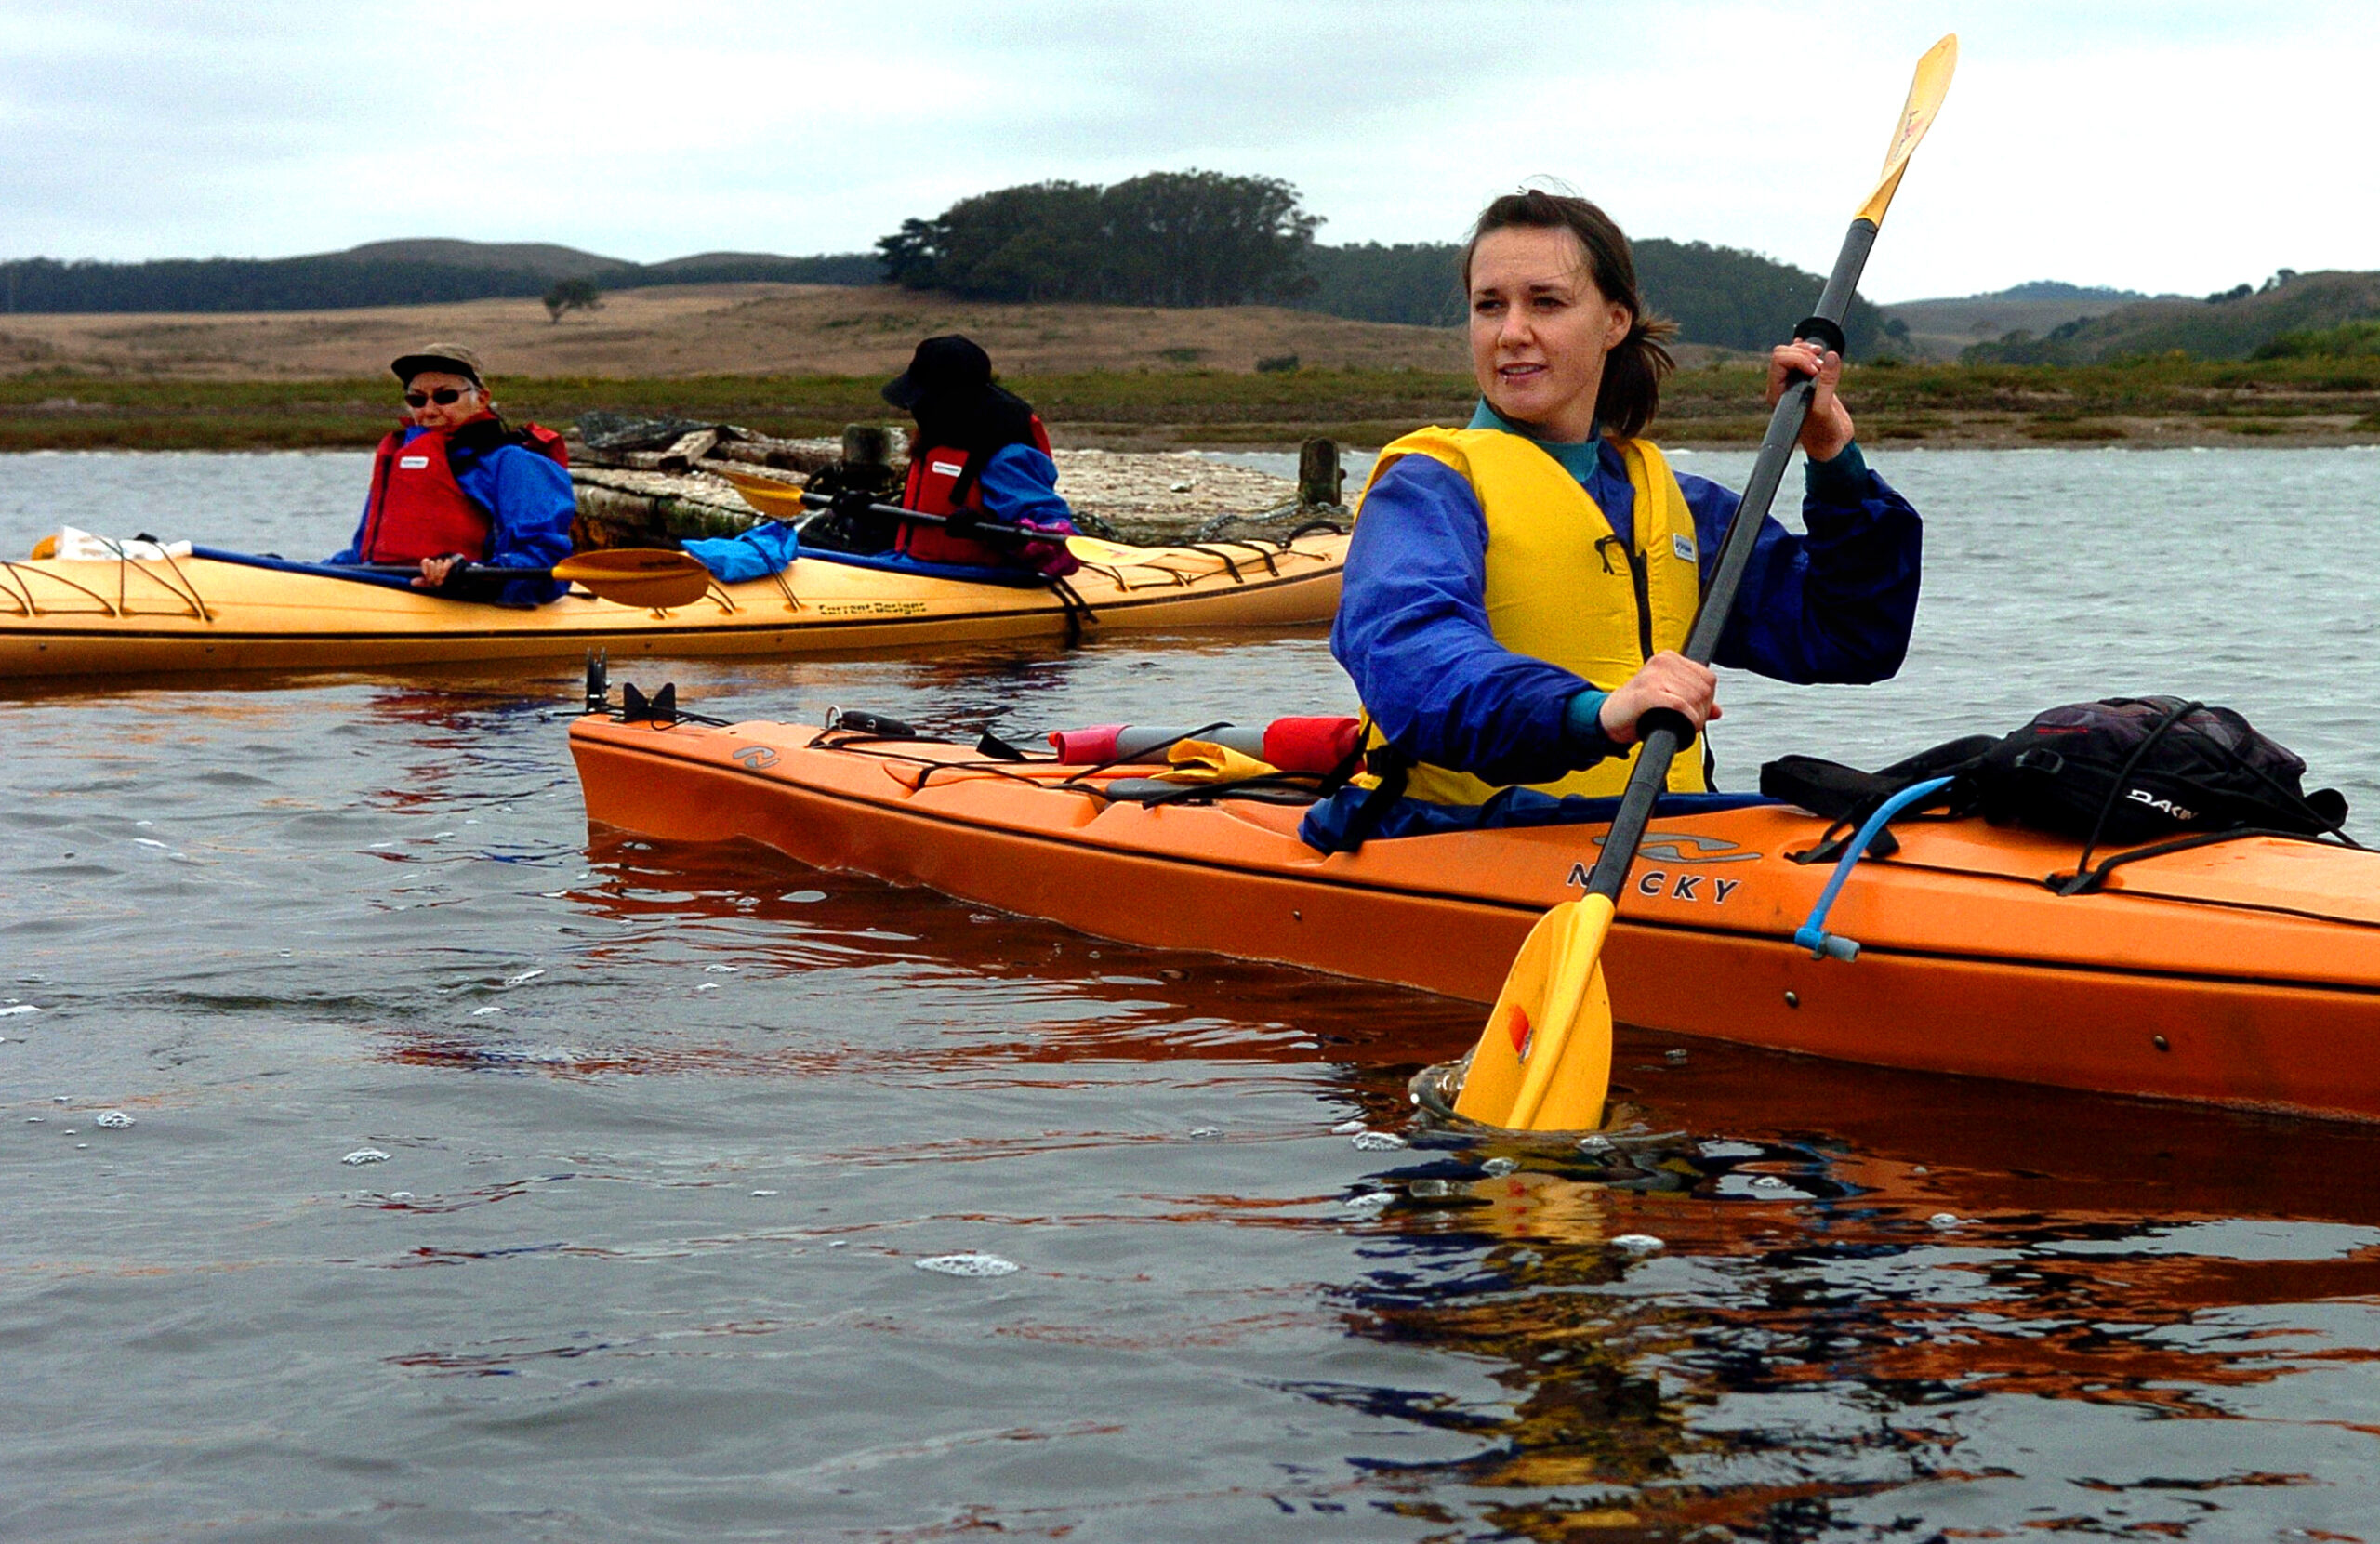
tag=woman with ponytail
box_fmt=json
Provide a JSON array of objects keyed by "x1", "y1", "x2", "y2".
[{"x1": 1315, "y1": 190, "x2": 1923, "y2": 844}]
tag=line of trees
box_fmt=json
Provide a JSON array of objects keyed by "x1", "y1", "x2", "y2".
[
  {"x1": 1292, "y1": 237, "x2": 1888, "y2": 356},
  {"x1": 879, "y1": 176, "x2": 1884, "y2": 354},
  {"x1": 1632, "y1": 239, "x2": 1889, "y2": 356},
  {"x1": 878, "y1": 171, "x2": 1320, "y2": 306},
  {"x1": 0, "y1": 252, "x2": 879, "y2": 315}
]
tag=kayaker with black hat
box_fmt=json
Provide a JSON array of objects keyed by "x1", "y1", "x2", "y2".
[
  {"x1": 823, "y1": 334, "x2": 1077, "y2": 575},
  {"x1": 330, "y1": 343, "x2": 576, "y2": 604},
  {"x1": 1318, "y1": 189, "x2": 1924, "y2": 846}
]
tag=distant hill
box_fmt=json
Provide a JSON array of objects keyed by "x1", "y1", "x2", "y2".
[
  {"x1": 1296, "y1": 237, "x2": 1889, "y2": 355},
  {"x1": 1880, "y1": 281, "x2": 2169, "y2": 361},
  {"x1": 1994, "y1": 281, "x2": 2149, "y2": 303},
  {"x1": 329, "y1": 239, "x2": 631, "y2": 278},
  {"x1": 1964, "y1": 271, "x2": 2380, "y2": 363},
  {"x1": 0, "y1": 239, "x2": 880, "y2": 314}
]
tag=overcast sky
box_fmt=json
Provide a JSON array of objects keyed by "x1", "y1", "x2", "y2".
[{"x1": 3, "y1": 1, "x2": 2372, "y2": 302}]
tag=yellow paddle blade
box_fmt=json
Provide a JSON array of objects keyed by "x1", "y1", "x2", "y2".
[
  {"x1": 1453, "y1": 895, "x2": 1616, "y2": 1132},
  {"x1": 717, "y1": 468, "x2": 812, "y2": 521},
  {"x1": 552, "y1": 548, "x2": 714, "y2": 609},
  {"x1": 1855, "y1": 34, "x2": 1958, "y2": 227}
]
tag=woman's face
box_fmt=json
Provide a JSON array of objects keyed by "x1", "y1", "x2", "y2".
[
  {"x1": 1467, "y1": 224, "x2": 1633, "y2": 443},
  {"x1": 403, "y1": 370, "x2": 489, "y2": 432}
]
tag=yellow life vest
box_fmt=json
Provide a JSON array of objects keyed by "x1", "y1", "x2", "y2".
[{"x1": 1353, "y1": 424, "x2": 1710, "y2": 804}]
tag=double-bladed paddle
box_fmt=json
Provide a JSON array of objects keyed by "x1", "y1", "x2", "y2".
[
  {"x1": 1452, "y1": 33, "x2": 1959, "y2": 1132},
  {"x1": 795, "y1": 489, "x2": 1058, "y2": 545}
]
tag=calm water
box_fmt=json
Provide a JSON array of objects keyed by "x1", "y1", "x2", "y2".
[{"x1": 5, "y1": 447, "x2": 2380, "y2": 1541}]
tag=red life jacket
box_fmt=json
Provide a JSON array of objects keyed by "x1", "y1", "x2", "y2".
[
  {"x1": 895, "y1": 416, "x2": 1055, "y2": 566},
  {"x1": 356, "y1": 416, "x2": 570, "y2": 564}
]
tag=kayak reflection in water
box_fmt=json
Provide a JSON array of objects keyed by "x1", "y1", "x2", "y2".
[
  {"x1": 1315, "y1": 190, "x2": 1924, "y2": 849},
  {"x1": 328, "y1": 342, "x2": 577, "y2": 605},
  {"x1": 802, "y1": 334, "x2": 1080, "y2": 578}
]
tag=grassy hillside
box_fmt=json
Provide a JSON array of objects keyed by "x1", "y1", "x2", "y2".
[
  {"x1": 0, "y1": 282, "x2": 1472, "y2": 381},
  {"x1": 1880, "y1": 284, "x2": 2154, "y2": 361},
  {"x1": 1966, "y1": 271, "x2": 2380, "y2": 363}
]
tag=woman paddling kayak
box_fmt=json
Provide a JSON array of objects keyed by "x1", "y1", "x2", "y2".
[{"x1": 1317, "y1": 190, "x2": 1923, "y2": 847}]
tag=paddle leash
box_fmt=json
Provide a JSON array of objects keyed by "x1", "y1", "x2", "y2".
[{"x1": 1453, "y1": 34, "x2": 1959, "y2": 1132}]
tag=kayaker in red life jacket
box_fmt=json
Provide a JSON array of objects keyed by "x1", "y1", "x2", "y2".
[
  {"x1": 1316, "y1": 189, "x2": 1923, "y2": 847},
  {"x1": 844, "y1": 334, "x2": 1078, "y2": 576},
  {"x1": 329, "y1": 343, "x2": 576, "y2": 604}
]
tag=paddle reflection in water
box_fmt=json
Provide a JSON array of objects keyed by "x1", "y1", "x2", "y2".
[
  {"x1": 1317, "y1": 1062, "x2": 2380, "y2": 1537},
  {"x1": 378, "y1": 830, "x2": 2380, "y2": 1539}
]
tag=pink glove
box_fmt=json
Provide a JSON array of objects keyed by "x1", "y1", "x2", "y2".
[{"x1": 1013, "y1": 518, "x2": 1080, "y2": 578}]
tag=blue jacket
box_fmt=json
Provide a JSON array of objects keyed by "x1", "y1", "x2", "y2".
[
  {"x1": 972, "y1": 443, "x2": 1074, "y2": 529},
  {"x1": 332, "y1": 428, "x2": 576, "y2": 605},
  {"x1": 1332, "y1": 406, "x2": 1922, "y2": 791}
]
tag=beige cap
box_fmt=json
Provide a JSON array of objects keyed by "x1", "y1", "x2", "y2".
[{"x1": 390, "y1": 343, "x2": 485, "y2": 387}]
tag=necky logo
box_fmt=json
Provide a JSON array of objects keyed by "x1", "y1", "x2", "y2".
[
  {"x1": 1567, "y1": 832, "x2": 1760, "y2": 906},
  {"x1": 730, "y1": 746, "x2": 780, "y2": 770},
  {"x1": 1589, "y1": 831, "x2": 1759, "y2": 864},
  {"x1": 2126, "y1": 787, "x2": 2195, "y2": 821}
]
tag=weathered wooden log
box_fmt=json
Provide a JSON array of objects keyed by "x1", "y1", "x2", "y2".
[
  {"x1": 602, "y1": 429, "x2": 720, "y2": 473},
  {"x1": 705, "y1": 439, "x2": 839, "y2": 474},
  {"x1": 569, "y1": 468, "x2": 760, "y2": 549},
  {"x1": 693, "y1": 456, "x2": 804, "y2": 485}
]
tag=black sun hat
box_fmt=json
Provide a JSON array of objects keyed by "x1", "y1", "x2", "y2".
[{"x1": 881, "y1": 334, "x2": 992, "y2": 410}]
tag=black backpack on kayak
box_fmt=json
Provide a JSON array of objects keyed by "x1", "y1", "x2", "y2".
[{"x1": 1761, "y1": 696, "x2": 2354, "y2": 889}]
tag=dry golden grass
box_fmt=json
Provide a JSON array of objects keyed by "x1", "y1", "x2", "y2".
[{"x1": 0, "y1": 283, "x2": 1471, "y2": 381}]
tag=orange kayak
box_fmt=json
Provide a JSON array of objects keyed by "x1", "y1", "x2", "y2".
[
  {"x1": 569, "y1": 713, "x2": 2380, "y2": 1123},
  {"x1": 0, "y1": 531, "x2": 1344, "y2": 678}
]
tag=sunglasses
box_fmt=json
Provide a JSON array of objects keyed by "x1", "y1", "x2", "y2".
[{"x1": 403, "y1": 387, "x2": 474, "y2": 407}]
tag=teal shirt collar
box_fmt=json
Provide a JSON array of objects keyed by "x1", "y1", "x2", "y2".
[{"x1": 1465, "y1": 399, "x2": 1607, "y2": 484}]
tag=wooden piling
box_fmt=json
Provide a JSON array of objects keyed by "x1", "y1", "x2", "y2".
[{"x1": 1298, "y1": 437, "x2": 1344, "y2": 508}]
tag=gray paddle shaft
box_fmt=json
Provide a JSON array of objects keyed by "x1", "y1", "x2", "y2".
[{"x1": 1579, "y1": 217, "x2": 1881, "y2": 903}]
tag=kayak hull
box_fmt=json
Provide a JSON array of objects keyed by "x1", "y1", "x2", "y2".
[
  {"x1": 569, "y1": 716, "x2": 2380, "y2": 1123},
  {"x1": 0, "y1": 532, "x2": 1344, "y2": 678}
]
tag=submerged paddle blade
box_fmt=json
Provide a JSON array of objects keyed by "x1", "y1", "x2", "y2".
[
  {"x1": 1454, "y1": 896, "x2": 1616, "y2": 1132},
  {"x1": 554, "y1": 548, "x2": 713, "y2": 609},
  {"x1": 1855, "y1": 34, "x2": 1958, "y2": 227}
]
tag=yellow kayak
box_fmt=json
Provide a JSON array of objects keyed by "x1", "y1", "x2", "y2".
[{"x1": 0, "y1": 530, "x2": 1346, "y2": 679}]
